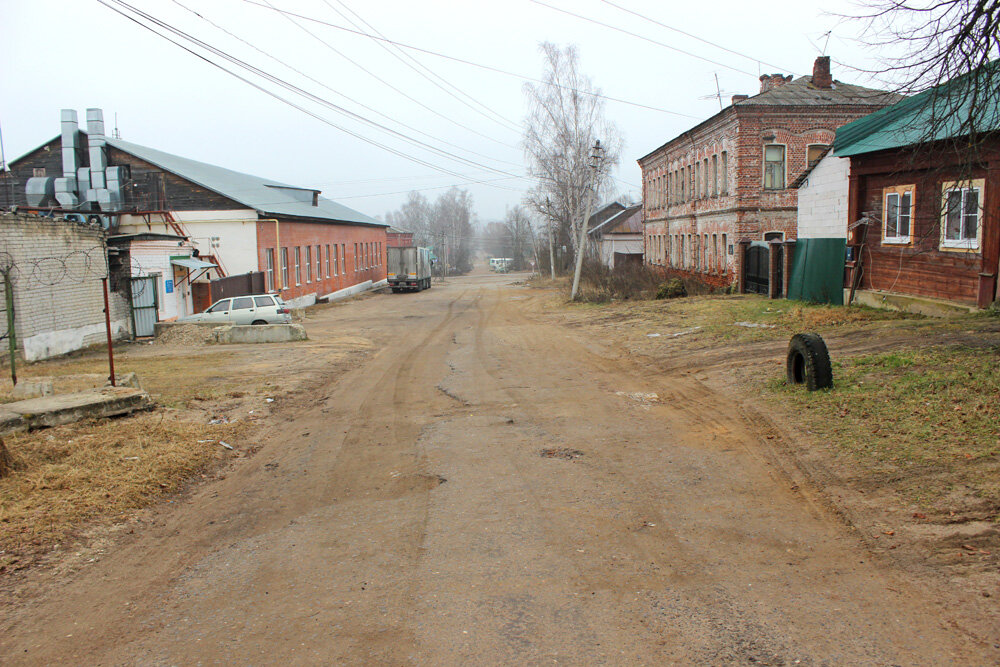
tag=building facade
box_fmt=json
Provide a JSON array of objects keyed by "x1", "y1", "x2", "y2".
[
  {"x1": 639, "y1": 57, "x2": 897, "y2": 293},
  {"x1": 1, "y1": 108, "x2": 387, "y2": 313},
  {"x1": 832, "y1": 63, "x2": 1000, "y2": 311}
]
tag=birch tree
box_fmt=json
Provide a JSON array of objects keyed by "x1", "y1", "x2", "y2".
[{"x1": 522, "y1": 43, "x2": 622, "y2": 270}]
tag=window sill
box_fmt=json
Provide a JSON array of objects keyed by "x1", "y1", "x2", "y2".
[
  {"x1": 939, "y1": 241, "x2": 979, "y2": 252},
  {"x1": 882, "y1": 238, "x2": 911, "y2": 246}
]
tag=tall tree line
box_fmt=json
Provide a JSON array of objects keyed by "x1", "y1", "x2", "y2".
[{"x1": 383, "y1": 187, "x2": 478, "y2": 275}]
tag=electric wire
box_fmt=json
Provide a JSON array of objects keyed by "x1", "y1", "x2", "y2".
[
  {"x1": 258, "y1": 0, "x2": 517, "y2": 146},
  {"x1": 596, "y1": 0, "x2": 796, "y2": 74},
  {"x1": 321, "y1": 0, "x2": 523, "y2": 133},
  {"x1": 238, "y1": 0, "x2": 700, "y2": 119},
  {"x1": 527, "y1": 0, "x2": 759, "y2": 77},
  {"x1": 169, "y1": 0, "x2": 524, "y2": 169},
  {"x1": 104, "y1": 0, "x2": 526, "y2": 184},
  {"x1": 95, "y1": 0, "x2": 491, "y2": 182}
]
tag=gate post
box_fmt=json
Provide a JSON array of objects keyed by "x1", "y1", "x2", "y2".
[
  {"x1": 768, "y1": 241, "x2": 781, "y2": 299},
  {"x1": 783, "y1": 240, "x2": 796, "y2": 299},
  {"x1": 736, "y1": 240, "x2": 751, "y2": 293}
]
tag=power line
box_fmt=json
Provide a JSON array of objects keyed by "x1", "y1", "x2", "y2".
[
  {"x1": 527, "y1": 0, "x2": 759, "y2": 77},
  {"x1": 257, "y1": 0, "x2": 517, "y2": 146},
  {"x1": 94, "y1": 0, "x2": 484, "y2": 182},
  {"x1": 104, "y1": 0, "x2": 525, "y2": 183},
  {"x1": 596, "y1": 0, "x2": 796, "y2": 74},
  {"x1": 321, "y1": 0, "x2": 522, "y2": 133},
  {"x1": 238, "y1": 0, "x2": 700, "y2": 119},
  {"x1": 169, "y1": 0, "x2": 524, "y2": 169}
]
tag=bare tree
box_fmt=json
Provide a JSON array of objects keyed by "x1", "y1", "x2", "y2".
[
  {"x1": 852, "y1": 1, "x2": 1000, "y2": 159},
  {"x1": 522, "y1": 43, "x2": 623, "y2": 272},
  {"x1": 432, "y1": 187, "x2": 477, "y2": 275}
]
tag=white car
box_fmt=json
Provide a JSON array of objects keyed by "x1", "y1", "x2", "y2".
[{"x1": 180, "y1": 294, "x2": 292, "y2": 325}]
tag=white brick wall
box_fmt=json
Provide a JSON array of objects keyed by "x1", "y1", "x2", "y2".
[
  {"x1": 797, "y1": 155, "x2": 849, "y2": 239},
  {"x1": 0, "y1": 213, "x2": 130, "y2": 361}
]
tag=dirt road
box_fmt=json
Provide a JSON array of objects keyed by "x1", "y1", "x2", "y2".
[{"x1": 0, "y1": 273, "x2": 991, "y2": 664}]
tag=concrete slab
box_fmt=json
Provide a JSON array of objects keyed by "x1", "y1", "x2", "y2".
[
  {"x1": 12, "y1": 379, "x2": 54, "y2": 399},
  {"x1": 849, "y1": 289, "x2": 977, "y2": 317},
  {"x1": 0, "y1": 387, "x2": 154, "y2": 435},
  {"x1": 210, "y1": 324, "x2": 307, "y2": 345}
]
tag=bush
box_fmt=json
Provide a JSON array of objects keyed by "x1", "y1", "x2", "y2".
[
  {"x1": 576, "y1": 258, "x2": 661, "y2": 302},
  {"x1": 655, "y1": 278, "x2": 687, "y2": 300}
]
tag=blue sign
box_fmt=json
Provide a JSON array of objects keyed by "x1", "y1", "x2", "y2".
[{"x1": 165, "y1": 279, "x2": 174, "y2": 294}]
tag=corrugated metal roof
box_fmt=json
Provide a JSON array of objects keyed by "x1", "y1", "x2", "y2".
[
  {"x1": 834, "y1": 61, "x2": 1000, "y2": 157},
  {"x1": 588, "y1": 204, "x2": 642, "y2": 236},
  {"x1": 105, "y1": 137, "x2": 385, "y2": 227}
]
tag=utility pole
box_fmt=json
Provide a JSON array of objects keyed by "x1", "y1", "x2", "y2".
[{"x1": 571, "y1": 140, "x2": 604, "y2": 300}]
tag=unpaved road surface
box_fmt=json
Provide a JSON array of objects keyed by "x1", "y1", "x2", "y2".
[{"x1": 0, "y1": 273, "x2": 992, "y2": 664}]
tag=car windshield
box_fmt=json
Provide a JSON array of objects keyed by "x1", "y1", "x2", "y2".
[{"x1": 206, "y1": 299, "x2": 230, "y2": 313}]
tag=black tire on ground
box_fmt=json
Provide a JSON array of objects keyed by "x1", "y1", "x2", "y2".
[
  {"x1": 251, "y1": 320, "x2": 268, "y2": 325},
  {"x1": 786, "y1": 333, "x2": 833, "y2": 391}
]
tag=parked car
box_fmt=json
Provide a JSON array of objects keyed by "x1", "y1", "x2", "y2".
[{"x1": 180, "y1": 294, "x2": 292, "y2": 325}]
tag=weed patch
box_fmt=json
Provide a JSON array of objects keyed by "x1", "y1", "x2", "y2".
[{"x1": 769, "y1": 345, "x2": 1000, "y2": 507}]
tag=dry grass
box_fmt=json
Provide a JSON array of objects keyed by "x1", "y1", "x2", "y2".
[
  {"x1": 767, "y1": 345, "x2": 1000, "y2": 512},
  {"x1": 0, "y1": 413, "x2": 247, "y2": 571}
]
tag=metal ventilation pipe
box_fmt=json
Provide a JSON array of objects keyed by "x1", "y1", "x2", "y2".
[
  {"x1": 55, "y1": 109, "x2": 80, "y2": 207},
  {"x1": 86, "y1": 108, "x2": 107, "y2": 189}
]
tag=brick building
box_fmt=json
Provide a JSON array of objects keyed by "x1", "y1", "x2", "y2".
[
  {"x1": 0, "y1": 212, "x2": 131, "y2": 361},
  {"x1": 639, "y1": 57, "x2": 898, "y2": 294},
  {"x1": 386, "y1": 226, "x2": 415, "y2": 248},
  {"x1": 1, "y1": 108, "x2": 387, "y2": 313}
]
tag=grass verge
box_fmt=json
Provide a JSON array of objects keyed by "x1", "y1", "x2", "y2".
[
  {"x1": 0, "y1": 414, "x2": 248, "y2": 572},
  {"x1": 767, "y1": 344, "x2": 1000, "y2": 512}
]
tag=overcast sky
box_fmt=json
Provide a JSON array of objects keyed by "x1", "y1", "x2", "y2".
[{"x1": 0, "y1": 0, "x2": 896, "y2": 223}]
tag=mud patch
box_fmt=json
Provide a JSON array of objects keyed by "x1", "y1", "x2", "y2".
[{"x1": 540, "y1": 447, "x2": 584, "y2": 460}]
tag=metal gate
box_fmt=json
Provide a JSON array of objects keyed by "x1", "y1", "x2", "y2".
[
  {"x1": 130, "y1": 275, "x2": 159, "y2": 337},
  {"x1": 744, "y1": 245, "x2": 769, "y2": 295}
]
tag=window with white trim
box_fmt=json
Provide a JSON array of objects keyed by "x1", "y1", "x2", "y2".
[
  {"x1": 940, "y1": 180, "x2": 983, "y2": 250},
  {"x1": 265, "y1": 248, "x2": 275, "y2": 292},
  {"x1": 883, "y1": 185, "x2": 914, "y2": 244}
]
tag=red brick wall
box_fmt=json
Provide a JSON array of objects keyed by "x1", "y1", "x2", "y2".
[
  {"x1": 639, "y1": 101, "x2": 888, "y2": 286},
  {"x1": 256, "y1": 218, "x2": 387, "y2": 300},
  {"x1": 387, "y1": 231, "x2": 414, "y2": 248}
]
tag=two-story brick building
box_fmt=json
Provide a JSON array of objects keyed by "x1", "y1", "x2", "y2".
[{"x1": 639, "y1": 57, "x2": 898, "y2": 295}]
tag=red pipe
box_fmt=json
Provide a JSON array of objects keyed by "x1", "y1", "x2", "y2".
[{"x1": 102, "y1": 277, "x2": 116, "y2": 387}]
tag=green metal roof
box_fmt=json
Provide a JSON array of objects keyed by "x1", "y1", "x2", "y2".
[{"x1": 834, "y1": 61, "x2": 1000, "y2": 157}]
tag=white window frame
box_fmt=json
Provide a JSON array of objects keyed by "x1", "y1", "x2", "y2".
[
  {"x1": 940, "y1": 179, "x2": 983, "y2": 251},
  {"x1": 883, "y1": 185, "x2": 915, "y2": 245},
  {"x1": 265, "y1": 248, "x2": 274, "y2": 292}
]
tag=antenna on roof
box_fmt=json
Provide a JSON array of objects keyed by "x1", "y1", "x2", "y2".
[
  {"x1": 820, "y1": 31, "x2": 832, "y2": 55},
  {"x1": 699, "y1": 73, "x2": 733, "y2": 111},
  {"x1": 112, "y1": 112, "x2": 121, "y2": 139}
]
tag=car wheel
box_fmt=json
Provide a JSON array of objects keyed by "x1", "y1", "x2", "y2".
[{"x1": 251, "y1": 320, "x2": 268, "y2": 325}]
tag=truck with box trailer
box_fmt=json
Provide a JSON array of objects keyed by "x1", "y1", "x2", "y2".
[{"x1": 387, "y1": 246, "x2": 432, "y2": 292}]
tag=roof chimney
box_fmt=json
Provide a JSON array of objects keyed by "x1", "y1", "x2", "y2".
[
  {"x1": 731, "y1": 94, "x2": 749, "y2": 105},
  {"x1": 812, "y1": 56, "x2": 833, "y2": 89},
  {"x1": 759, "y1": 74, "x2": 791, "y2": 93}
]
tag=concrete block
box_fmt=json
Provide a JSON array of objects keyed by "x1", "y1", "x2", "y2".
[
  {"x1": 12, "y1": 378, "x2": 54, "y2": 399},
  {"x1": 210, "y1": 324, "x2": 308, "y2": 345},
  {"x1": 0, "y1": 387, "x2": 154, "y2": 435},
  {"x1": 849, "y1": 289, "x2": 976, "y2": 317},
  {"x1": 105, "y1": 372, "x2": 142, "y2": 390}
]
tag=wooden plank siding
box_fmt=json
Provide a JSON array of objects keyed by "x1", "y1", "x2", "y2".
[
  {"x1": 0, "y1": 136, "x2": 244, "y2": 212},
  {"x1": 848, "y1": 140, "x2": 1000, "y2": 307}
]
